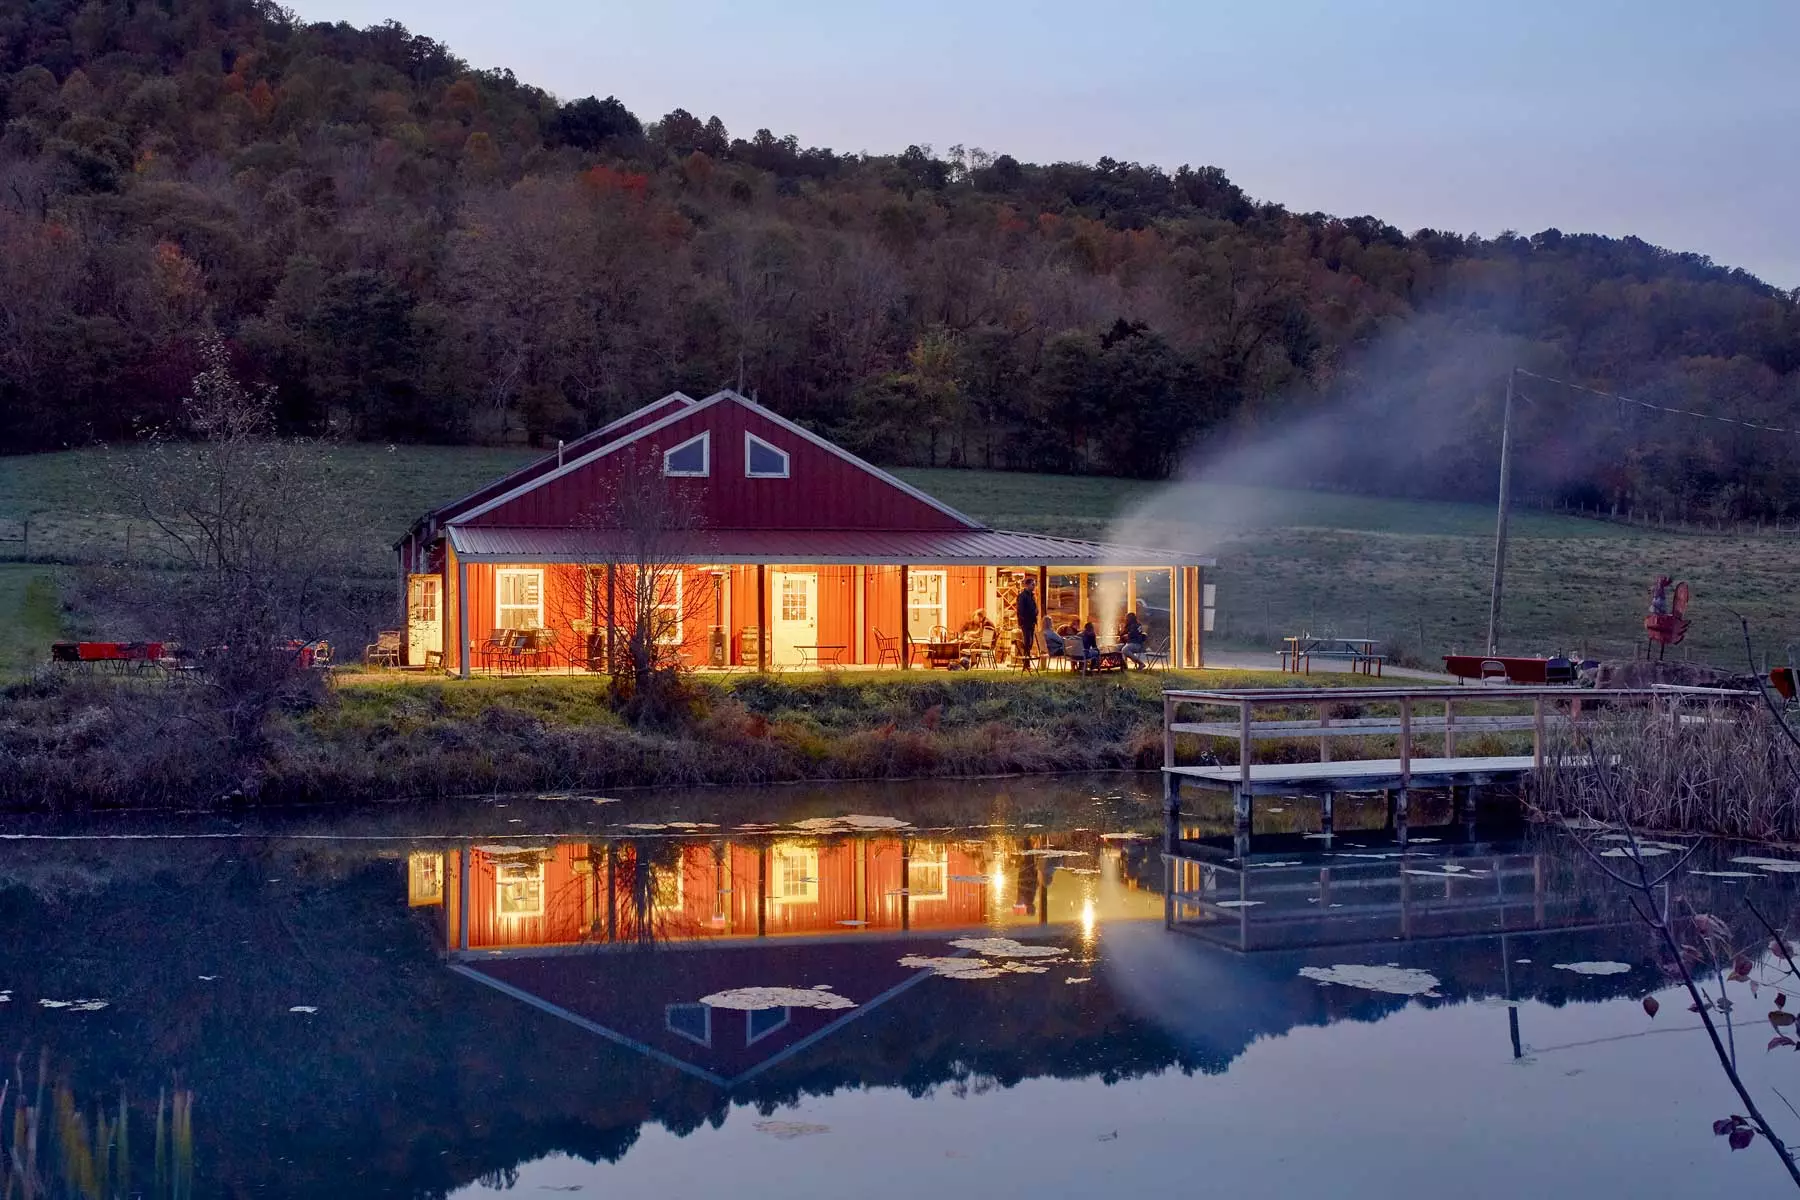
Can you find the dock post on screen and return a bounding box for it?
[1163,693,1176,769]
[1318,702,1331,763]
[1163,855,1175,929]
[1444,698,1456,759]
[1321,791,1334,837]
[1395,791,1409,845]
[1533,695,1546,770]
[1163,783,1181,855]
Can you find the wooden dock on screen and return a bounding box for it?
[1159,682,1752,847]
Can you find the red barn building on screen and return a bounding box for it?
[396,390,1211,675]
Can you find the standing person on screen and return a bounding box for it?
[1015,577,1039,667]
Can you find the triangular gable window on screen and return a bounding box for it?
[745,433,790,478]
[663,432,709,477]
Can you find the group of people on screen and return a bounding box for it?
[1012,577,1152,671]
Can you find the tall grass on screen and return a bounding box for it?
[1535,706,1800,841]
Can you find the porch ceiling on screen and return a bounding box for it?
[445,525,1213,568]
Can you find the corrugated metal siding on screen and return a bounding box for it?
[465,401,975,532]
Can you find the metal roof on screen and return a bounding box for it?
[446,525,1213,567]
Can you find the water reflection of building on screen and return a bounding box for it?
[406,833,1166,956]
[402,831,1164,1086]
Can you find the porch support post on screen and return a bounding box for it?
[457,843,470,951]
[853,565,866,665]
[1193,565,1206,669]
[899,564,911,668]
[756,563,768,673]
[605,563,617,674]
[1170,566,1183,669]
[456,557,470,679]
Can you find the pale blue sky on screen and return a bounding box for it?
[299,0,1800,287]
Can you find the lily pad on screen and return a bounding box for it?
[1552,961,1632,976]
[699,987,856,1011]
[1734,857,1800,874]
[1298,965,1441,997]
[1214,900,1263,909]
[947,937,1065,958]
[900,955,1049,979]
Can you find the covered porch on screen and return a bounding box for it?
[413,527,1213,677]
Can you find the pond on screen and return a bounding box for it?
[6,774,1800,1197]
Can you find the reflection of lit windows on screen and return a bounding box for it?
[495,858,544,919]
[666,1003,711,1046]
[653,863,684,911]
[770,844,819,904]
[907,844,949,901]
[408,851,444,907]
[747,1006,790,1045]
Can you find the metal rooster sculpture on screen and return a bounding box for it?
[1644,575,1690,659]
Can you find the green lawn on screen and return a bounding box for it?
[3,446,1793,667]
[0,565,63,678]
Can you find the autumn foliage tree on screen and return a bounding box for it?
[2,0,1798,521]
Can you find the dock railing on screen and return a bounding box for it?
[1162,683,1756,793]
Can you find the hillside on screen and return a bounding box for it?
[2,0,1798,520]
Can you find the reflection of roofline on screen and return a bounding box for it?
[450,948,952,1088]
[444,919,1118,962]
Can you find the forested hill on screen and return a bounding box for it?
[5,1,1800,519]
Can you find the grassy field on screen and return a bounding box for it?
[2,447,1794,668]
[0,565,63,677]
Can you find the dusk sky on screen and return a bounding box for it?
[299,0,1800,287]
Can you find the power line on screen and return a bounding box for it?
[1515,368,1800,437]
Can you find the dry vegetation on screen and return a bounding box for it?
[1536,706,1800,841]
[0,667,1366,811]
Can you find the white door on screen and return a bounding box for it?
[407,575,442,665]
[770,572,818,666]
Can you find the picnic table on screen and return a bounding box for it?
[1280,635,1384,676]
[794,644,846,669]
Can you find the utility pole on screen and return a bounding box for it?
[1485,368,1516,656]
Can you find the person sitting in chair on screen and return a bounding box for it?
[1075,621,1100,670]
[1120,611,1149,669]
[961,609,994,640]
[1041,617,1066,660]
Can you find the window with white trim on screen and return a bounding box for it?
[745,432,790,478]
[495,857,545,919]
[906,843,949,901]
[663,432,709,477]
[653,570,683,646]
[906,570,947,643]
[747,1006,790,1045]
[769,844,819,905]
[496,569,543,630]
[666,1003,712,1046]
